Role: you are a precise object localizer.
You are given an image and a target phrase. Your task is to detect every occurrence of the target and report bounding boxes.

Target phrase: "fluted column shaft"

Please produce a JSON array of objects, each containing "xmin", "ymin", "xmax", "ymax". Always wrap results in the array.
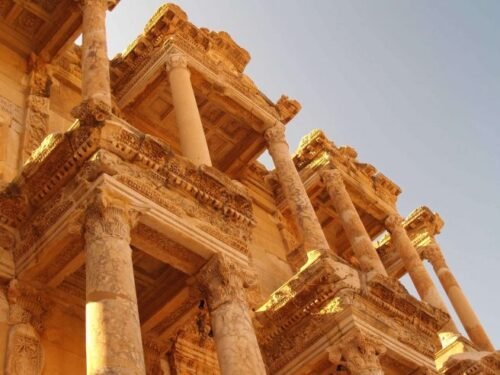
[
  {"xmin": 84, "ymin": 200, "xmax": 146, "ymax": 375},
  {"xmin": 166, "ymin": 52, "xmax": 212, "ymax": 166},
  {"xmin": 81, "ymin": 0, "xmax": 113, "ymax": 107},
  {"xmin": 385, "ymin": 214, "xmax": 458, "ymax": 333},
  {"xmin": 321, "ymin": 169, "xmax": 387, "ymax": 276},
  {"xmin": 265, "ymin": 123, "xmax": 330, "ymax": 253},
  {"xmin": 198, "ymin": 254, "xmax": 266, "ymax": 375},
  {"xmin": 422, "ymin": 245, "xmax": 494, "ymax": 351}
]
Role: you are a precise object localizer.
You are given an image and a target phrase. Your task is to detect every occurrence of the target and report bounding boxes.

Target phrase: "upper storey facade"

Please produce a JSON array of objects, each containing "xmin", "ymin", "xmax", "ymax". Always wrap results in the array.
[{"xmin": 0, "ymin": 2, "xmax": 497, "ymax": 375}]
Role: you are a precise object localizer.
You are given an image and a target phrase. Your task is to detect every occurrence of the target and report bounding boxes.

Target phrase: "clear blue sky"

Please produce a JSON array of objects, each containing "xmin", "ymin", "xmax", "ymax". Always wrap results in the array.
[{"xmin": 106, "ymin": 1, "xmax": 499, "ymax": 347}]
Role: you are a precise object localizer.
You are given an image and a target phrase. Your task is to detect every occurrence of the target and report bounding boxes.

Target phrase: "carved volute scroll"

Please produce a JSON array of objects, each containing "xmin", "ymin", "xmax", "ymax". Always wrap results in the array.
[{"xmin": 85, "ymin": 201, "xmax": 131, "ymax": 243}]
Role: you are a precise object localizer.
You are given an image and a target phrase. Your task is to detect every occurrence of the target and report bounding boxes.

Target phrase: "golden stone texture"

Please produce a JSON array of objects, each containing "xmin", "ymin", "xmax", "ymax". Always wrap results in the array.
[{"xmin": 0, "ymin": 2, "xmax": 496, "ymax": 375}]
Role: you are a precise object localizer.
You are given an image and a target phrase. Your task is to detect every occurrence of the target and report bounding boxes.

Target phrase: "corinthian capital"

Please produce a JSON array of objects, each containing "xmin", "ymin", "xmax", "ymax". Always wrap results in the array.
[
  {"xmin": 384, "ymin": 214, "xmax": 403, "ymax": 233},
  {"xmin": 166, "ymin": 52, "xmax": 188, "ymax": 72},
  {"xmin": 84, "ymin": 190, "xmax": 143, "ymax": 242},
  {"xmin": 328, "ymin": 332, "xmax": 386, "ymax": 375},
  {"xmin": 196, "ymin": 253, "xmax": 246, "ymax": 310},
  {"xmin": 264, "ymin": 123, "xmax": 287, "ymax": 145},
  {"xmin": 320, "ymin": 169, "xmax": 344, "ymax": 189},
  {"xmin": 421, "ymin": 244, "xmax": 446, "ymax": 268}
]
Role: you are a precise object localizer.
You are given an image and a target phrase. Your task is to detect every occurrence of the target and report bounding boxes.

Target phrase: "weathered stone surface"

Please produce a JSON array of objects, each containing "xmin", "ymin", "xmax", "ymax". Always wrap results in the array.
[
  {"xmin": 0, "ymin": 2, "xmax": 495, "ymax": 375},
  {"xmin": 197, "ymin": 254, "xmax": 266, "ymax": 375}
]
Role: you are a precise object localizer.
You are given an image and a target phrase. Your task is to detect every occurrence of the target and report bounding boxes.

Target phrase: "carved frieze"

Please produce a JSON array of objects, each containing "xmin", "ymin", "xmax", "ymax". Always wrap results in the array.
[{"xmin": 256, "ymin": 257, "xmax": 445, "ymax": 373}]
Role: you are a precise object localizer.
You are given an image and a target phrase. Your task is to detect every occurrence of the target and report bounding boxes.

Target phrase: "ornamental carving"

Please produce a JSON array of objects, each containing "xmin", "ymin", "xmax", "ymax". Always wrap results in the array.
[
  {"xmin": 197, "ymin": 253, "xmax": 247, "ymax": 310},
  {"xmin": 23, "ymin": 58, "xmax": 53, "ymax": 161},
  {"xmin": 264, "ymin": 123, "xmax": 287, "ymax": 145},
  {"xmin": 320, "ymin": 168, "xmax": 344, "ymax": 190},
  {"xmin": 5, "ymin": 324, "xmax": 44, "ymax": 375},
  {"xmin": 420, "ymin": 244, "xmax": 446, "ymax": 269},
  {"xmin": 328, "ymin": 331, "xmax": 386, "ymax": 375},
  {"xmin": 5, "ymin": 280, "xmax": 45, "ymax": 375},
  {"xmin": 71, "ymin": 98, "xmax": 112, "ymax": 126},
  {"xmin": 84, "ymin": 194, "xmax": 133, "ymax": 242},
  {"xmin": 166, "ymin": 52, "xmax": 188, "ymax": 72},
  {"xmin": 384, "ymin": 214, "xmax": 404, "ymax": 233}
]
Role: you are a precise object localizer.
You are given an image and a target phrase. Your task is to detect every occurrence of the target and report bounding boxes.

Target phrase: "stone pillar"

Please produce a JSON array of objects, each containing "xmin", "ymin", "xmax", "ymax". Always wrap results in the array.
[
  {"xmin": 321, "ymin": 169, "xmax": 387, "ymax": 276},
  {"xmin": 4, "ymin": 280, "xmax": 44, "ymax": 375},
  {"xmin": 422, "ymin": 245, "xmax": 494, "ymax": 351},
  {"xmin": 22, "ymin": 56, "xmax": 52, "ymax": 162},
  {"xmin": 84, "ymin": 197, "xmax": 146, "ymax": 375},
  {"xmin": 166, "ymin": 52, "xmax": 212, "ymax": 166},
  {"xmin": 385, "ymin": 214, "xmax": 458, "ymax": 333},
  {"xmin": 197, "ymin": 254, "xmax": 266, "ymax": 375},
  {"xmin": 80, "ymin": 0, "xmax": 113, "ymax": 108},
  {"xmin": 265, "ymin": 123, "xmax": 330, "ymax": 254},
  {"xmin": 328, "ymin": 332, "xmax": 386, "ymax": 375}
]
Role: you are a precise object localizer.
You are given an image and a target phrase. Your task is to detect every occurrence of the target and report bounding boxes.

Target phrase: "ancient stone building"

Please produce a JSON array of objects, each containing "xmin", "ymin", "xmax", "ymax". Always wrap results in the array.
[{"xmin": 0, "ymin": 2, "xmax": 497, "ymax": 374}]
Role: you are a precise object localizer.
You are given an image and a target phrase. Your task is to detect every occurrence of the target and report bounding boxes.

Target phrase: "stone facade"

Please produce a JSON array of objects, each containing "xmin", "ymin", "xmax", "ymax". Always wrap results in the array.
[{"xmin": 0, "ymin": 2, "xmax": 496, "ymax": 374}]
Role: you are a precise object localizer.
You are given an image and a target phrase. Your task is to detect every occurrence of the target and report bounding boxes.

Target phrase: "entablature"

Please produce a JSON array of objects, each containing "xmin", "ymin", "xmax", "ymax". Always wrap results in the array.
[
  {"xmin": 255, "ymin": 254, "xmax": 449, "ymax": 375},
  {"xmin": 0, "ymin": 116, "xmax": 256, "ymax": 274}
]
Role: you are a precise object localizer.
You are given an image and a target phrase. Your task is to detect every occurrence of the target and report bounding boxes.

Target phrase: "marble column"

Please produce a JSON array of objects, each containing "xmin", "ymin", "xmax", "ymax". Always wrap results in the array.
[
  {"xmin": 84, "ymin": 198, "xmax": 146, "ymax": 374},
  {"xmin": 422, "ymin": 245, "xmax": 494, "ymax": 351},
  {"xmin": 265, "ymin": 123, "xmax": 330, "ymax": 253},
  {"xmin": 385, "ymin": 214, "xmax": 458, "ymax": 333},
  {"xmin": 166, "ymin": 52, "xmax": 212, "ymax": 166},
  {"xmin": 80, "ymin": 0, "xmax": 113, "ymax": 108},
  {"xmin": 328, "ymin": 332, "xmax": 386, "ymax": 375},
  {"xmin": 197, "ymin": 254, "xmax": 266, "ymax": 375},
  {"xmin": 321, "ymin": 169, "xmax": 387, "ymax": 276}
]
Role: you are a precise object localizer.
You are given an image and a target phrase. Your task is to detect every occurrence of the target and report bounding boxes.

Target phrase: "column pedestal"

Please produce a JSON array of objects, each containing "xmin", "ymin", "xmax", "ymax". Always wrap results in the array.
[
  {"xmin": 321, "ymin": 169, "xmax": 387, "ymax": 276},
  {"xmin": 84, "ymin": 200, "xmax": 145, "ymax": 375},
  {"xmin": 197, "ymin": 254, "xmax": 266, "ymax": 375},
  {"xmin": 166, "ymin": 52, "xmax": 212, "ymax": 166},
  {"xmin": 422, "ymin": 245, "xmax": 494, "ymax": 351},
  {"xmin": 72, "ymin": 0, "xmax": 114, "ymax": 124},
  {"xmin": 385, "ymin": 214, "xmax": 458, "ymax": 333},
  {"xmin": 265, "ymin": 123, "xmax": 330, "ymax": 254}
]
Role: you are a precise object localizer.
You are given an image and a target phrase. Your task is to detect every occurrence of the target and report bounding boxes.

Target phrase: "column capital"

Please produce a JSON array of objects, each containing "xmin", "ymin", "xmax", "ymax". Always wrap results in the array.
[
  {"xmin": 264, "ymin": 123, "xmax": 287, "ymax": 145},
  {"xmin": 384, "ymin": 213, "xmax": 404, "ymax": 233},
  {"xmin": 84, "ymin": 190, "xmax": 144, "ymax": 242},
  {"xmin": 320, "ymin": 169, "xmax": 344, "ymax": 189},
  {"xmin": 196, "ymin": 253, "xmax": 247, "ymax": 310},
  {"xmin": 328, "ymin": 331, "xmax": 386, "ymax": 375},
  {"xmin": 166, "ymin": 52, "xmax": 188, "ymax": 73},
  {"xmin": 421, "ymin": 244, "xmax": 446, "ymax": 268}
]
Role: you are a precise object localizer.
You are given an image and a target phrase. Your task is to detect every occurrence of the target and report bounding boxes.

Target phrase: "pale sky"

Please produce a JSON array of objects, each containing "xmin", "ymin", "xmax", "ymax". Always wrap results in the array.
[{"xmin": 106, "ymin": 1, "xmax": 499, "ymax": 347}]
